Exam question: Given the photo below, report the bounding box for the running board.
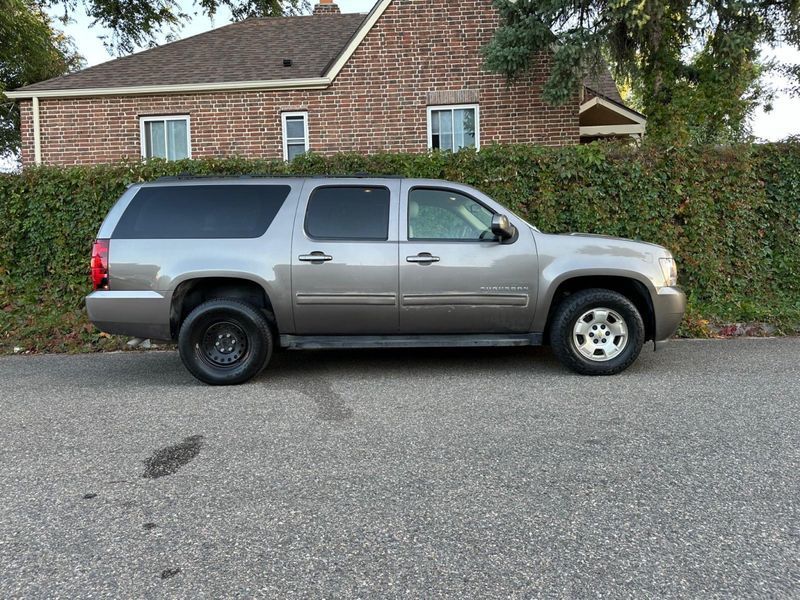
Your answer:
[280,333,543,350]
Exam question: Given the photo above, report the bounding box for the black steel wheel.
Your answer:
[178,298,273,385]
[200,321,249,368]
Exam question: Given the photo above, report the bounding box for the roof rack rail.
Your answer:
[153,173,404,182]
[154,174,256,182]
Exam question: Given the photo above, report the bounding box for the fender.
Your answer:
[169,269,293,335]
[531,231,666,334]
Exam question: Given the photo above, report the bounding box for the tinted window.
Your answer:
[305,186,391,240]
[408,188,494,241]
[113,185,290,239]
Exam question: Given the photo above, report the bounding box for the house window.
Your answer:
[140,116,191,160]
[427,105,480,152]
[282,112,309,161]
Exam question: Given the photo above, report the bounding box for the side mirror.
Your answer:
[491,214,516,241]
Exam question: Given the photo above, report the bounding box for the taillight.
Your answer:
[91,239,110,290]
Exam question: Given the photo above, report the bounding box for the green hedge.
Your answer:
[1,143,799,352]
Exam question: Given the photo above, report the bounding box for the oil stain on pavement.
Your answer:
[268,354,354,422]
[305,378,354,422]
[160,568,181,580]
[142,435,204,479]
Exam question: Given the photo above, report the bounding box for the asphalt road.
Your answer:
[0,339,798,598]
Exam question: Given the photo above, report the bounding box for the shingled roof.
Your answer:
[583,65,624,104]
[15,13,367,93]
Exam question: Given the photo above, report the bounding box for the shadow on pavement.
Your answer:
[0,342,671,389]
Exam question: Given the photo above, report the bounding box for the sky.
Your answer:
[3,0,798,173]
[751,46,800,141]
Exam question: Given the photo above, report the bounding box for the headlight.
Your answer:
[659,257,678,287]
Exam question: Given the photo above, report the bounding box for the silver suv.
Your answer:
[86,177,685,385]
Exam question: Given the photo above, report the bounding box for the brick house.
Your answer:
[8,0,646,166]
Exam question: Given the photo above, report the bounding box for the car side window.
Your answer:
[305,186,391,241]
[408,188,495,241]
[112,185,291,239]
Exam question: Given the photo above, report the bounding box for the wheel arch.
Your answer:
[170,276,278,339]
[540,274,656,344]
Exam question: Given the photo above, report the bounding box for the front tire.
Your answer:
[178,299,273,385]
[549,289,644,375]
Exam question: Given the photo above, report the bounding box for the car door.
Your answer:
[291,180,400,335]
[399,182,538,334]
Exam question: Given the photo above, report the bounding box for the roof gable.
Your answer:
[582,65,624,104]
[10,0,634,114]
[13,12,367,94]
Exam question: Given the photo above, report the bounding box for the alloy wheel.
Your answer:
[572,307,629,362]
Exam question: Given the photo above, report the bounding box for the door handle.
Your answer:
[299,252,333,263]
[406,253,440,264]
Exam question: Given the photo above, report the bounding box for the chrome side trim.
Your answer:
[402,294,529,307]
[295,293,398,306]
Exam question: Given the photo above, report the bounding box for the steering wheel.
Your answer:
[479,229,495,240]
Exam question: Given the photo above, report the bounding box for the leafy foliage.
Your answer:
[1,142,799,352]
[483,0,798,144]
[47,0,312,54]
[0,0,83,156]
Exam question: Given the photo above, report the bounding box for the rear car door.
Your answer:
[291,180,400,335]
[399,182,538,334]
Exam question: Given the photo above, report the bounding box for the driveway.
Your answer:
[0,339,798,597]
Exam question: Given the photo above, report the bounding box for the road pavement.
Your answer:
[0,339,798,597]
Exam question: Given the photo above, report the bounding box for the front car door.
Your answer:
[291,180,400,335]
[399,181,538,334]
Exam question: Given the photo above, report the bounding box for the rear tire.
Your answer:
[549,288,644,376]
[178,298,273,385]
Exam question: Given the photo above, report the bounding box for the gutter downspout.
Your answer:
[32,96,42,165]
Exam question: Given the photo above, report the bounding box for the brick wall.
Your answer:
[19,0,579,166]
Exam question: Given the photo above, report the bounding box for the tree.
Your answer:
[0,0,83,158]
[482,0,800,144]
[47,0,312,54]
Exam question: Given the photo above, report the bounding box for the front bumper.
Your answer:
[653,286,686,341]
[85,290,173,340]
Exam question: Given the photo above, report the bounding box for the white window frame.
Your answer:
[282,111,310,161]
[427,104,480,152]
[139,115,192,160]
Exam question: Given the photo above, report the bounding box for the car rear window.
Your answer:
[112,184,291,239]
[305,186,391,240]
